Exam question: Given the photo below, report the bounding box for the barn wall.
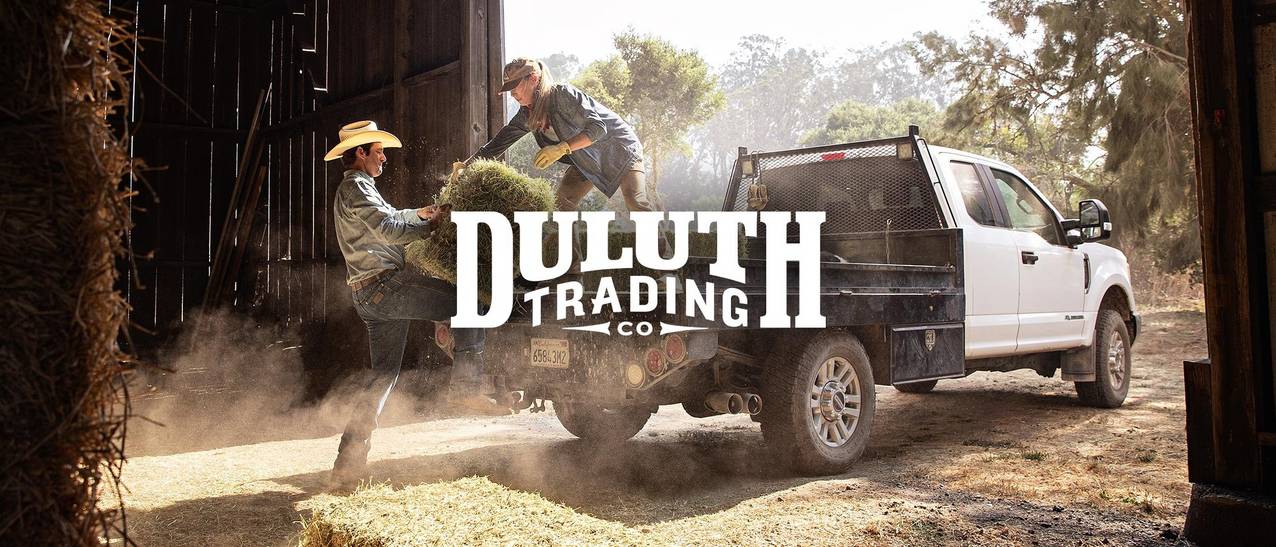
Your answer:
[122,0,503,354]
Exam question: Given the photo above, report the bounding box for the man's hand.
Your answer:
[416,204,440,221]
[533,142,572,170]
[421,204,452,228]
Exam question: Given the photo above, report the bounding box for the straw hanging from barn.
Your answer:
[0,1,135,544]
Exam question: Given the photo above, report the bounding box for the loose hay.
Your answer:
[0,1,135,544]
[299,477,641,546]
[405,160,556,296]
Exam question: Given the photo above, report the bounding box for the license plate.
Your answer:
[529,338,570,369]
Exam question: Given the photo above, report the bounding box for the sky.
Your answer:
[503,0,997,69]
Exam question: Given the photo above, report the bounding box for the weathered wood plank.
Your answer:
[1185,0,1263,485]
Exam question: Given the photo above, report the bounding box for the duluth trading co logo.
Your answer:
[450,211,828,336]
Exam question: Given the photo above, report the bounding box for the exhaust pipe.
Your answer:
[743,392,762,415]
[705,391,744,414]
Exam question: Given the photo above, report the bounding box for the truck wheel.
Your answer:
[554,402,651,443]
[760,331,875,475]
[894,380,938,394]
[1075,309,1132,408]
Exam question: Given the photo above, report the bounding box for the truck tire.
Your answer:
[894,380,938,394]
[1075,309,1132,408]
[554,402,651,443]
[759,331,875,475]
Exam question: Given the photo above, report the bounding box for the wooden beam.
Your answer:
[262,61,460,138]
[158,0,259,15]
[391,0,410,183]
[1184,358,1216,483]
[1185,0,1264,486]
[486,0,505,138]
[461,0,489,154]
[1260,174,1276,210]
[135,121,246,140]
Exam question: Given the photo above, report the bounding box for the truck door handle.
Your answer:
[1021,251,1039,265]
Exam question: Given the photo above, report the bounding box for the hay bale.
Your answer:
[405,160,555,296]
[299,477,641,546]
[0,1,134,545]
[405,161,750,297]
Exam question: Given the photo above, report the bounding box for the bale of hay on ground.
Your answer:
[299,477,640,546]
[405,160,555,297]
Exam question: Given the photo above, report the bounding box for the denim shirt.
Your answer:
[333,169,432,284]
[476,83,644,197]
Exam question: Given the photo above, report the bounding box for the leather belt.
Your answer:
[349,270,395,292]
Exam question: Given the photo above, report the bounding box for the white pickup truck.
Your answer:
[909,143,1139,408]
[440,127,1139,475]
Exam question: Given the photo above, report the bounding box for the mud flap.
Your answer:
[888,323,964,384]
[1060,344,1096,382]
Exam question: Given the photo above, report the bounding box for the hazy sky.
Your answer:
[504,0,997,69]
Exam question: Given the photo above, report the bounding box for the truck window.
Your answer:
[989,169,1063,245]
[950,161,997,226]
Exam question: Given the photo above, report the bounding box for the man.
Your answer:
[324,120,506,489]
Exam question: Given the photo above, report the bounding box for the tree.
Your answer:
[802,97,943,146]
[574,31,726,203]
[913,0,1195,271]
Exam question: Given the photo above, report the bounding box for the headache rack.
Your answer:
[722,126,950,237]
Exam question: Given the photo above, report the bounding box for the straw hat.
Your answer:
[323,120,402,161]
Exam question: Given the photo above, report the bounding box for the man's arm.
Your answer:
[340,182,433,244]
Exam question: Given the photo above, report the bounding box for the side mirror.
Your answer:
[1076,199,1112,242]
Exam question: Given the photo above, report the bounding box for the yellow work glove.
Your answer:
[449,161,465,184]
[533,142,572,170]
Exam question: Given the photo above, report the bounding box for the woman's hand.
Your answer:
[449,161,466,184]
[533,142,572,169]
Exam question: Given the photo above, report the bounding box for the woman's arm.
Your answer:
[559,85,609,146]
[474,108,531,161]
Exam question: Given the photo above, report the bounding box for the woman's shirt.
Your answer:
[476,84,644,197]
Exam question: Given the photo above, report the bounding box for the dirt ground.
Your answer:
[109,309,1203,546]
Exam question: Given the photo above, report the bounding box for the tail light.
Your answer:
[820,152,846,162]
[434,322,452,349]
[625,364,646,388]
[664,334,687,365]
[644,348,666,376]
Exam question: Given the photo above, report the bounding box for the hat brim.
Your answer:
[498,77,522,93]
[323,130,402,161]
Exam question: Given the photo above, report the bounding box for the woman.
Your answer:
[473,57,655,212]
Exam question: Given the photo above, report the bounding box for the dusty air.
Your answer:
[451,211,829,329]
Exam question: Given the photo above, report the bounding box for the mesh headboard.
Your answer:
[729,141,944,236]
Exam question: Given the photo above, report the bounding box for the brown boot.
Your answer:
[328,434,371,492]
[450,393,512,416]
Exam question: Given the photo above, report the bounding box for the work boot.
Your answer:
[450,391,512,415]
[449,351,511,416]
[328,434,371,492]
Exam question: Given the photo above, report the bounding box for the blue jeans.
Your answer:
[343,269,485,442]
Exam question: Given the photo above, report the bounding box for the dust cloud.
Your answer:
[123,309,443,458]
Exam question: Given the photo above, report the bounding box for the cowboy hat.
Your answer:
[323,120,402,161]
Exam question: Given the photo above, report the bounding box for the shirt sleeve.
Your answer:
[560,86,608,143]
[476,108,531,159]
[340,181,432,244]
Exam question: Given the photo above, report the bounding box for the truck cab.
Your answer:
[926,146,1139,407]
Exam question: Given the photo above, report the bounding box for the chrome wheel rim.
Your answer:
[809,356,862,447]
[1107,332,1126,388]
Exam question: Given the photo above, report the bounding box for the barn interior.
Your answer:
[119,0,504,397]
